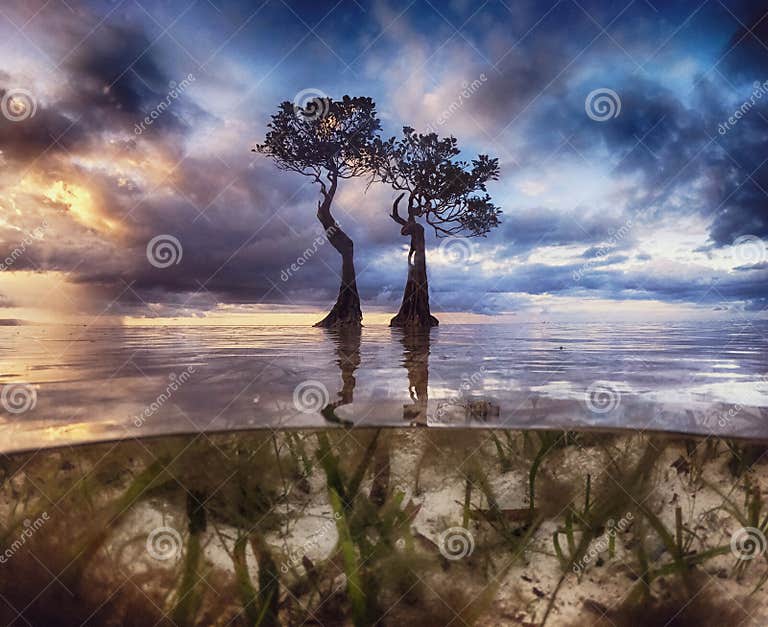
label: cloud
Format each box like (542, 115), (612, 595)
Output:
(0, 0), (765, 319)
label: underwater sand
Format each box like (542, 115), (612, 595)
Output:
(2, 428), (768, 626)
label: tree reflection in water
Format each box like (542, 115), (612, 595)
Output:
(320, 327), (361, 425)
(397, 329), (431, 426)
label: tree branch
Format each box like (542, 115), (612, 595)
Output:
(390, 192), (408, 225)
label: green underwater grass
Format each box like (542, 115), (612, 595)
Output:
(0, 427), (767, 626)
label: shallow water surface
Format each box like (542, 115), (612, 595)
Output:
(1, 321), (767, 452)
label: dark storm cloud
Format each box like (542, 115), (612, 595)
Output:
(0, 22), (205, 170)
(509, 55), (767, 259)
(60, 21), (208, 135)
(74, 160), (343, 307)
(0, 0), (766, 317)
(66, 24), (168, 116)
(465, 2), (591, 129)
(451, 0), (767, 263)
(0, 87), (89, 162)
(720, 6), (768, 84)
(705, 100), (768, 245)
(488, 207), (637, 255)
(466, 263), (768, 312)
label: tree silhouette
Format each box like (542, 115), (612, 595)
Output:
(254, 96), (381, 328)
(372, 127), (501, 327)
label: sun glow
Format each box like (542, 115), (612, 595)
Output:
(41, 180), (120, 232)
(11, 174), (122, 234)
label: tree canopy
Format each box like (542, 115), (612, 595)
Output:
(254, 95), (381, 190)
(254, 95), (381, 328)
(371, 126), (501, 237)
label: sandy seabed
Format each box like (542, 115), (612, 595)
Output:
(1, 427), (768, 626)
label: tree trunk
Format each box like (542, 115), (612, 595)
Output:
(399, 329), (430, 425)
(314, 180), (363, 328)
(390, 222), (439, 328)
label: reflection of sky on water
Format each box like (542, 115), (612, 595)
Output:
(1, 321), (767, 452)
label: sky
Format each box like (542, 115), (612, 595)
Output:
(0, 0), (766, 325)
